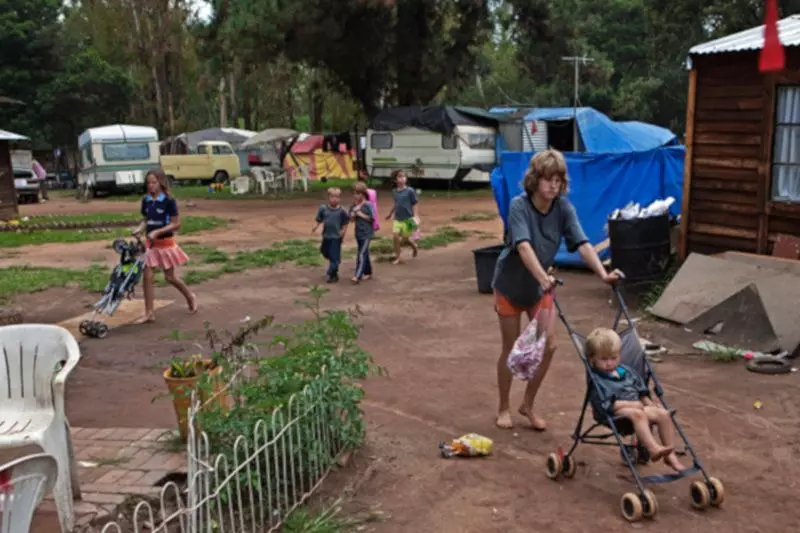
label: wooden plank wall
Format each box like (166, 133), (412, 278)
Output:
(0, 141), (19, 221)
(685, 50), (800, 256)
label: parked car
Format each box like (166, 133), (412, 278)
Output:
(46, 170), (77, 189)
(14, 167), (44, 204)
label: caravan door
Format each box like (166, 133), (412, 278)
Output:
(366, 127), (460, 181)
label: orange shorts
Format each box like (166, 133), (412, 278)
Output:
(493, 290), (535, 317)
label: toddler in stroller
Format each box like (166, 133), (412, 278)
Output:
(79, 236), (147, 338)
(544, 282), (724, 522)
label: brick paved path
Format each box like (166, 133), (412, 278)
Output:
(20, 426), (187, 532)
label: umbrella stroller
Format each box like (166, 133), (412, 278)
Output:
(79, 236), (147, 338)
(544, 281), (725, 522)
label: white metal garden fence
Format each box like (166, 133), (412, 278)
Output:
(98, 376), (345, 533)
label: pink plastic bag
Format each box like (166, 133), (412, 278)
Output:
(507, 291), (556, 381)
(366, 188), (380, 231)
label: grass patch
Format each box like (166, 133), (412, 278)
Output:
(100, 179), (357, 202)
(0, 215), (227, 248)
(641, 262), (679, 313)
(452, 211), (497, 222)
(0, 265), (108, 299)
(370, 225), (469, 256)
(17, 213), (140, 226)
(0, 226), (467, 299)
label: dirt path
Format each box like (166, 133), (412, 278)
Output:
(11, 194), (800, 531)
(3, 193), (499, 269)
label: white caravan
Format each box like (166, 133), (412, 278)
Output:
(365, 106), (502, 183)
(78, 124), (160, 196)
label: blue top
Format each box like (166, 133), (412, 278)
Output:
(141, 193), (179, 240)
(392, 187), (418, 221)
(491, 194), (588, 309)
(315, 204), (350, 239)
(588, 363), (650, 418)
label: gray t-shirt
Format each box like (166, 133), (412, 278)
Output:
(392, 187), (418, 221)
(351, 202), (375, 240)
(315, 204), (349, 239)
(491, 194), (588, 309)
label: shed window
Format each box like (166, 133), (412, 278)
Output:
(772, 86), (800, 202)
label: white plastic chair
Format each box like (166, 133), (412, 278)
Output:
(0, 453), (58, 533)
(230, 175), (251, 195)
(252, 168), (277, 195)
(0, 325), (82, 533)
(297, 165), (310, 193)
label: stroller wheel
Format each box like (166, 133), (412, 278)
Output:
(689, 480), (711, 510)
(79, 320), (91, 335)
(545, 452), (562, 480)
(94, 323), (109, 339)
(562, 455), (577, 478)
(707, 477), (725, 507)
(641, 489), (659, 519)
(620, 492), (643, 522)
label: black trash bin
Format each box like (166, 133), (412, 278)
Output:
(472, 244), (504, 294)
(608, 213), (672, 284)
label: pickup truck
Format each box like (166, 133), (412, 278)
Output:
(160, 141), (241, 184)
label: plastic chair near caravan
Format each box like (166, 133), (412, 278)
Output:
(0, 453), (59, 533)
(0, 325), (82, 533)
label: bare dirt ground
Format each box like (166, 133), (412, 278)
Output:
(12, 193), (800, 532)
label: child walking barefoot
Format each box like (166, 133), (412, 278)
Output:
(384, 169), (419, 265)
(349, 182), (375, 283)
(586, 328), (686, 472)
(133, 168), (197, 324)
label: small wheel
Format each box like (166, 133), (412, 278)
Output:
(562, 455), (577, 478)
(620, 492), (643, 522)
(545, 452), (562, 480)
(690, 480), (711, 510)
(707, 477), (725, 507)
(93, 323), (109, 339)
(641, 489), (659, 519)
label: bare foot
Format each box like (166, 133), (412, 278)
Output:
(664, 452), (686, 472)
(362, 275), (372, 281)
(351, 277), (360, 284)
(188, 294), (198, 314)
(410, 241), (419, 258)
(496, 411), (514, 429)
(648, 445), (674, 461)
(391, 258), (402, 265)
(518, 406), (547, 431)
(134, 314), (155, 325)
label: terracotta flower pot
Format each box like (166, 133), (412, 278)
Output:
(163, 359), (230, 441)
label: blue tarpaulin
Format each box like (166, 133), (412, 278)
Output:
(490, 146), (685, 267)
(490, 106), (679, 154)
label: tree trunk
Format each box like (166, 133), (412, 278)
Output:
(228, 67), (237, 127)
(242, 64), (253, 130)
(219, 77), (227, 127)
(286, 87), (295, 129)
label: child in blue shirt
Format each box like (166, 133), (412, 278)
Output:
(313, 187), (350, 283)
(586, 328), (685, 472)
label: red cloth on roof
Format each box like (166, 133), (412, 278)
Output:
(760, 0), (785, 72)
(291, 135), (324, 153)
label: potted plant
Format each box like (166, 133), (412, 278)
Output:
(162, 354), (229, 440)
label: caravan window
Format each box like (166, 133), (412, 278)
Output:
(441, 134), (458, 150)
(466, 133), (495, 150)
(102, 143), (150, 162)
(371, 133), (393, 149)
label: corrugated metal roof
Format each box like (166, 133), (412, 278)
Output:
(690, 15), (800, 56)
(0, 129), (28, 141)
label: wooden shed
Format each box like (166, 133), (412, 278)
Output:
(679, 15), (800, 259)
(0, 129), (27, 221)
